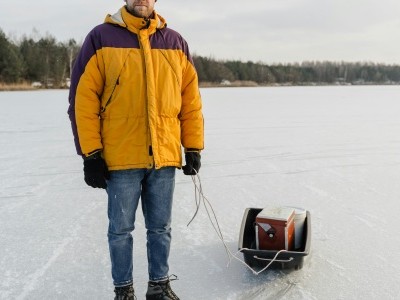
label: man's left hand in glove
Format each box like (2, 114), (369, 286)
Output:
(182, 149), (201, 175)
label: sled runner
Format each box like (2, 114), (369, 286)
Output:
(238, 208), (311, 270)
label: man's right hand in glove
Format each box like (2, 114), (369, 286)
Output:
(83, 151), (110, 189)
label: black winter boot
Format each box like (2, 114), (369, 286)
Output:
(146, 278), (180, 300)
(114, 284), (135, 300)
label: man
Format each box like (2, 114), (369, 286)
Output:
(68, 0), (204, 299)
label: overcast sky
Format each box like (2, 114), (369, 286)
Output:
(1, 0), (399, 64)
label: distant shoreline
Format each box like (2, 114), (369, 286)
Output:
(1, 81), (399, 92)
(0, 82), (38, 92)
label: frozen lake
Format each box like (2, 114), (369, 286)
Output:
(1, 86), (400, 299)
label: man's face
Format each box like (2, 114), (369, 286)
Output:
(125, 0), (157, 18)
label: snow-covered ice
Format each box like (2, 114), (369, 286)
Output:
(1, 86), (400, 299)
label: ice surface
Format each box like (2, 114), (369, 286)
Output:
(1, 86), (400, 299)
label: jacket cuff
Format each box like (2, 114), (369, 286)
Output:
(184, 148), (201, 153)
(82, 149), (102, 160)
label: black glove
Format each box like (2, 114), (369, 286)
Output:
(83, 152), (110, 189)
(182, 150), (201, 175)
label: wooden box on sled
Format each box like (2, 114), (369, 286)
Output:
(238, 208), (311, 270)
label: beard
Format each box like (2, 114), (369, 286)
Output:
(125, 3), (152, 18)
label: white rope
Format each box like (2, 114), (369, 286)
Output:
(186, 172), (291, 275)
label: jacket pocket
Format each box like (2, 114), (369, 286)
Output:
(100, 50), (132, 114)
(100, 77), (120, 114)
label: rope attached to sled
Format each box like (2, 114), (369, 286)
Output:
(187, 172), (291, 275)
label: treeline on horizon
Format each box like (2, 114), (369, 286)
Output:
(1, 29), (400, 88)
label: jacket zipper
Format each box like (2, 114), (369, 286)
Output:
(139, 33), (154, 168)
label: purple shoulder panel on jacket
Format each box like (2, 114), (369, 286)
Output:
(150, 27), (194, 64)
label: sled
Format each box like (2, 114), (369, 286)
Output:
(238, 208), (311, 270)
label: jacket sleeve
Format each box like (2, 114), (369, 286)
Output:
(179, 41), (204, 151)
(68, 29), (105, 156)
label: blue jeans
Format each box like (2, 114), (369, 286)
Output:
(106, 167), (176, 287)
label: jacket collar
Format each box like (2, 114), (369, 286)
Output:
(105, 6), (166, 34)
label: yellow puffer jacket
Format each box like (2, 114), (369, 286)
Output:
(68, 7), (204, 170)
